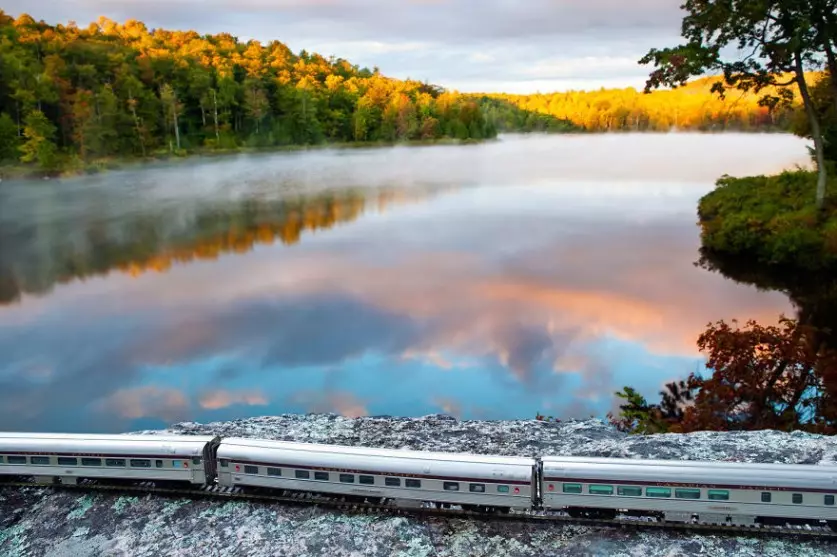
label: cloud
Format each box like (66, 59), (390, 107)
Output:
(199, 389), (268, 409)
(93, 386), (190, 421)
(432, 397), (462, 419)
(289, 391), (369, 417)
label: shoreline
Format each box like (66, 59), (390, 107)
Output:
(0, 137), (495, 181)
(0, 129), (798, 182)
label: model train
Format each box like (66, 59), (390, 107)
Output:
(1, 432), (836, 529)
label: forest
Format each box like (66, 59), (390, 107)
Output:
(0, 12), (497, 174)
(0, 11), (809, 175)
(480, 75), (806, 132)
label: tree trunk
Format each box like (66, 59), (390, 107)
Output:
(795, 50), (828, 210)
(212, 89), (220, 143)
(172, 99), (181, 150)
(127, 89), (146, 157)
(823, 46), (837, 113)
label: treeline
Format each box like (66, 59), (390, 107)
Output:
(475, 97), (580, 133)
(482, 76), (806, 132)
(0, 12), (497, 173)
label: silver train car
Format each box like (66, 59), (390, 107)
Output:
(541, 456), (837, 525)
(0, 432), (220, 485)
(1, 431), (837, 529)
(217, 438), (535, 511)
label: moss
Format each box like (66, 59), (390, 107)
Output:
(67, 495), (96, 520)
(698, 170), (837, 271)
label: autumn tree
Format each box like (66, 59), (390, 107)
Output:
(20, 109), (57, 169)
(611, 317), (837, 434)
(639, 0), (836, 208)
(159, 83), (182, 151)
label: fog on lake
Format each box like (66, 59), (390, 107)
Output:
(0, 133), (811, 432)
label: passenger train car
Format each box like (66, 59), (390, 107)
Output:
(541, 456), (837, 525)
(0, 432), (219, 485)
(217, 438), (535, 511)
(1, 431), (836, 530)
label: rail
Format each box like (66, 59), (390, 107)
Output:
(1, 477), (836, 540)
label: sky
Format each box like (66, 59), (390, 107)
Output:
(4, 0), (687, 93)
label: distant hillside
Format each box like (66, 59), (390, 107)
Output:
(476, 74), (823, 132)
(0, 12), (497, 173)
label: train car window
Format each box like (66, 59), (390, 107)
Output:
(340, 474), (355, 483)
(497, 485), (510, 493)
(617, 486), (642, 497)
(31, 456), (50, 465)
(156, 460), (163, 468)
(359, 475), (375, 485)
(244, 465), (258, 474)
(0, 456), (3, 463)
(675, 489), (701, 499)
(130, 459), (151, 468)
(385, 477), (401, 487)
(562, 484), (582, 494)
(220, 459), (230, 468)
(761, 492), (771, 503)
(7, 456), (26, 464)
(707, 490), (729, 501)
(315, 472), (329, 481)
(826, 495), (835, 506)
(295, 470), (310, 479)
(192, 457), (201, 465)
(443, 482), (460, 491)
(268, 468), (282, 477)
(469, 484), (486, 493)
(82, 458), (102, 466)
(406, 479), (421, 488)
(646, 487), (672, 498)
(792, 493), (803, 504)
(57, 457), (77, 466)
(106, 459), (126, 467)
(589, 485), (614, 495)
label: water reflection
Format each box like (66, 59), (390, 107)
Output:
(0, 184), (440, 304)
(0, 134), (811, 431)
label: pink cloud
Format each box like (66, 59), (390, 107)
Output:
(93, 386), (189, 421)
(199, 389), (268, 410)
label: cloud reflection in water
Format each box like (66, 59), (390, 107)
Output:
(0, 134), (809, 431)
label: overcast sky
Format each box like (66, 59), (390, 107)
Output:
(5, 0), (686, 93)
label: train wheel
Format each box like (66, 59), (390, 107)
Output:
(827, 520), (837, 532)
(567, 507), (617, 520)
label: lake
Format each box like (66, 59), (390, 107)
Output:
(0, 133), (811, 432)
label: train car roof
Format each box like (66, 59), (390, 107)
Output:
(218, 438), (535, 481)
(220, 438), (534, 466)
(0, 432), (217, 456)
(541, 456), (837, 490)
(541, 455), (837, 471)
(0, 432), (217, 442)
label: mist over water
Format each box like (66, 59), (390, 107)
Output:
(0, 133), (812, 432)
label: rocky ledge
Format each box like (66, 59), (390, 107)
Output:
(2, 414), (837, 556)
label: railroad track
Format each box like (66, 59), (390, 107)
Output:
(1, 478), (836, 540)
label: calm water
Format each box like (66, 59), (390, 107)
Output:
(0, 134), (811, 432)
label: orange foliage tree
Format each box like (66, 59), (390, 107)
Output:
(610, 317), (837, 434)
